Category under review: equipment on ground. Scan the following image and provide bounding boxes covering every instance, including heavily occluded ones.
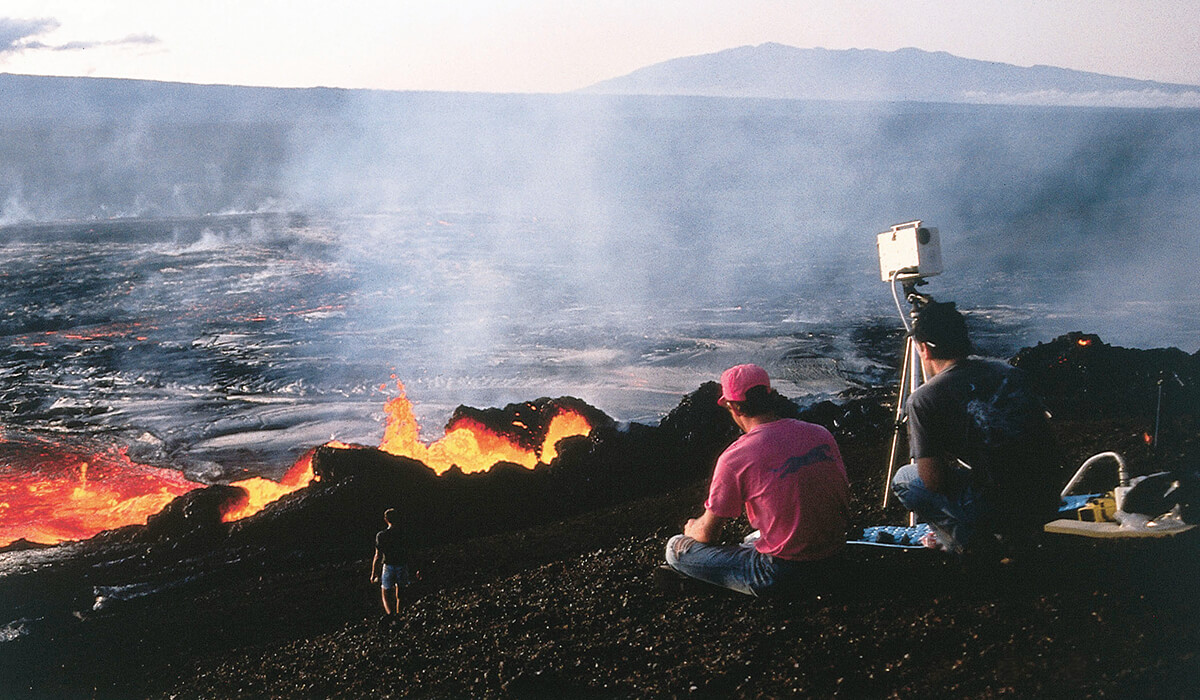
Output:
[1046,451,1196,539]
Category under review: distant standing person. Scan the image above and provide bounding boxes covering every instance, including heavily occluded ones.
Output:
[370,508,412,625]
[663,364,851,596]
[891,301,1060,558]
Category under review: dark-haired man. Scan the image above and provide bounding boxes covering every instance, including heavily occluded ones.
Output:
[370,508,412,625]
[663,364,850,596]
[892,302,1060,557]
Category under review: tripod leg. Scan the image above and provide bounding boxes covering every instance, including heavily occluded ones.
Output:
[882,425,904,508]
[882,337,914,508]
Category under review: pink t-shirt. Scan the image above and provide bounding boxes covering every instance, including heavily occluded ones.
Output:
[705,418,849,561]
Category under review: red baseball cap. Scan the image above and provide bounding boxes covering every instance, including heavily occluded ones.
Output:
[718,364,770,405]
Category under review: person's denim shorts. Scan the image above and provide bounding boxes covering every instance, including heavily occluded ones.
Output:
[381,563,412,589]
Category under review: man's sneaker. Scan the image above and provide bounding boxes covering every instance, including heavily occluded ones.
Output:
[653,565,689,594]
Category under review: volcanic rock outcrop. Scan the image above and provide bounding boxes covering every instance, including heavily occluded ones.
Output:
[1013,331,1199,421]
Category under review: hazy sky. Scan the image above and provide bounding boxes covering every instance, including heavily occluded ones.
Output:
[1,0,1199,92]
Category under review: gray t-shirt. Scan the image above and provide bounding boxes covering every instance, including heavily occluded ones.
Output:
[375,526,409,565]
[907,357,1059,520]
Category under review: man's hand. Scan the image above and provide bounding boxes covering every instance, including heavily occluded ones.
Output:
[683,509,726,543]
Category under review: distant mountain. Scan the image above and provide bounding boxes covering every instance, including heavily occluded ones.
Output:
[578,43,1200,108]
[0,71,354,123]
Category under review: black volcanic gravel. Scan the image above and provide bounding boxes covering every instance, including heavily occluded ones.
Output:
[151,481,1200,700]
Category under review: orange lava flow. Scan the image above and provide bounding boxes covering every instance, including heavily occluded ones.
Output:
[378,382,592,474]
[0,440,202,548]
[221,452,317,523]
[0,380,594,546]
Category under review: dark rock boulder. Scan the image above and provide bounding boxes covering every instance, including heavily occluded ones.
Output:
[141,484,245,549]
[448,396,615,458]
[0,538,55,554]
[1012,332,1198,421]
[798,389,895,442]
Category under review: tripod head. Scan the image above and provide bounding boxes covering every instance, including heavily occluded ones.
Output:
[889,273,938,335]
[901,281,934,314]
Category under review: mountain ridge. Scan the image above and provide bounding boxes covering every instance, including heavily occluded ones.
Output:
[578,43,1200,108]
[5,43,1200,111]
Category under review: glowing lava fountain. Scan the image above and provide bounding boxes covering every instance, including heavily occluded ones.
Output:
[378,381,594,475]
[221,452,317,523]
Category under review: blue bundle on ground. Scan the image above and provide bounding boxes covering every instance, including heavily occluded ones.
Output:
[853,523,933,548]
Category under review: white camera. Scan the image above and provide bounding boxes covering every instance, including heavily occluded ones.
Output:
[876,220,942,282]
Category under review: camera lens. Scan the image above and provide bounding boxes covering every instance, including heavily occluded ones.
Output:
[917,227,931,244]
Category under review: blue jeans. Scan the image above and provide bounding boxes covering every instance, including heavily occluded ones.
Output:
[665,531,817,596]
[891,463,987,554]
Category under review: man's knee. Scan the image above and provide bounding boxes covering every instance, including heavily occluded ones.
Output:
[665,534,694,567]
[891,463,920,504]
[892,463,919,488]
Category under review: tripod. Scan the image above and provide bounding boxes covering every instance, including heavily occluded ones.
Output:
[881,275,934,511]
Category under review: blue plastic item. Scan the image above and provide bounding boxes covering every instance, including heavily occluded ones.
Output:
[852,523,933,548]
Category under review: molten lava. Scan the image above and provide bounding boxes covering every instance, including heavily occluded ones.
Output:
[378,381,592,474]
[0,381,593,547]
[0,438,201,548]
[221,452,317,523]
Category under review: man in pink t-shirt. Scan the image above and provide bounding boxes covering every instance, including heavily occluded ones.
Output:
[664,364,850,596]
